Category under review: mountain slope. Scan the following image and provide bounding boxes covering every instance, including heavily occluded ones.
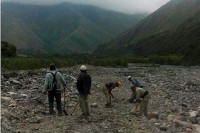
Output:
[1,2,146,55]
[95,0,200,60]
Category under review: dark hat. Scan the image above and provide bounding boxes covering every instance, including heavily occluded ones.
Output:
[50,64,56,70]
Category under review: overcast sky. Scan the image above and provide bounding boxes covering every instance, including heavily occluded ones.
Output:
[1,0,170,14]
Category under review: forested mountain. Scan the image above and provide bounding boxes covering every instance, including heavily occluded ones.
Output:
[1,2,146,55]
[95,0,200,63]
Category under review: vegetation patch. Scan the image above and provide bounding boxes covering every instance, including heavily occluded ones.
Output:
[2,54,184,70]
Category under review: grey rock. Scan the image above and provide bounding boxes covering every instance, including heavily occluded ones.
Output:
[19,93,28,98]
[185,128,193,133]
[189,111,198,124]
[154,122,160,127]
[90,103,98,108]
[197,109,200,117]
[11,79,21,84]
[181,103,188,108]
[159,124,168,131]
[5,81,10,85]
[196,117,200,124]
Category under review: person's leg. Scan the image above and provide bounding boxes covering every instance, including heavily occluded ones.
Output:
[55,90,62,116]
[102,86,111,106]
[143,95,150,118]
[128,93,136,103]
[79,94,85,115]
[102,86,110,105]
[84,95,89,115]
[48,91,55,115]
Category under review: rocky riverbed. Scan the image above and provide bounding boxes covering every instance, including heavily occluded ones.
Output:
[1,64,200,133]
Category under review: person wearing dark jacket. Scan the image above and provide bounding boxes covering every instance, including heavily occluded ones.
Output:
[102,81,122,107]
[76,65,91,116]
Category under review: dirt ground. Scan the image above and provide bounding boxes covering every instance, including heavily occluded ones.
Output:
[1,64,200,133]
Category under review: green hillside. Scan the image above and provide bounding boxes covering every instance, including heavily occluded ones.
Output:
[1,2,146,55]
[95,0,200,64]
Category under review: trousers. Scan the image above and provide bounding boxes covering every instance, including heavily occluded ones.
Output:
[79,94,89,115]
[48,90,62,114]
[102,85,111,105]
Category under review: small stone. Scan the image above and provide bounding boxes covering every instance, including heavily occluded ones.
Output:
[197,109,200,117]
[159,113,167,120]
[174,119,191,127]
[1,109,9,116]
[189,111,198,124]
[154,122,160,127]
[1,97,12,103]
[185,128,193,133]
[192,124,200,132]
[1,75,5,80]
[9,100,16,105]
[11,79,21,84]
[90,103,98,108]
[5,81,10,85]
[167,114,181,122]
[196,117,200,124]
[159,125,168,131]
[20,94,28,98]
[181,103,188,108]
[149,118,157,124]
[170,106,179,113]
[118,129,123,133]
[35,116,42,123]
[9,103,16,107]
[148,112,159,119]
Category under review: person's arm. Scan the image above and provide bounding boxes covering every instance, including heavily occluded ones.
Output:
[42,74,49,94]
[110,92,114,99]
[58,72,66,87]
[76,75,82,93]
[135,89,142,102]
[89,75,91,88]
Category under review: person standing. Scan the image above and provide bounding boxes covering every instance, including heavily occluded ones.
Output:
[102,81,122,107]
[130,85,150,118]
[76,65,91,116]
[43,64,66,116]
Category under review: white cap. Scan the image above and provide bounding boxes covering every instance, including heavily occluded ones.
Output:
[80,65,87,71]
[127,76,132,79]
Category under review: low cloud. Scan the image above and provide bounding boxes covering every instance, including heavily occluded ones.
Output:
[1,0,170,14]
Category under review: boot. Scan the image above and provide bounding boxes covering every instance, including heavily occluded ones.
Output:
[58,111,62,116]
[49,110,56,115]
[105,103,112,108]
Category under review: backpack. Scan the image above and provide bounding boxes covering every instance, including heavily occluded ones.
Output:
[48,72,57,91]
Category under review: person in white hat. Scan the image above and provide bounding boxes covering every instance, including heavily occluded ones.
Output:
[76,65,91,117]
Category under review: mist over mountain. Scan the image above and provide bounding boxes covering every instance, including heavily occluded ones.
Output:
[1,2,146,55]
[95,0,200,63]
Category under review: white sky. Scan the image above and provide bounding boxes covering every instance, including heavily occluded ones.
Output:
[1,0,170,14]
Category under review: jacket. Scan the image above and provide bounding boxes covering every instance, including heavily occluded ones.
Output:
[76,71,91,95]
[130,78,143,87]
[135,87,149,100]
[105,82,116,94]
[43,71,66,93]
